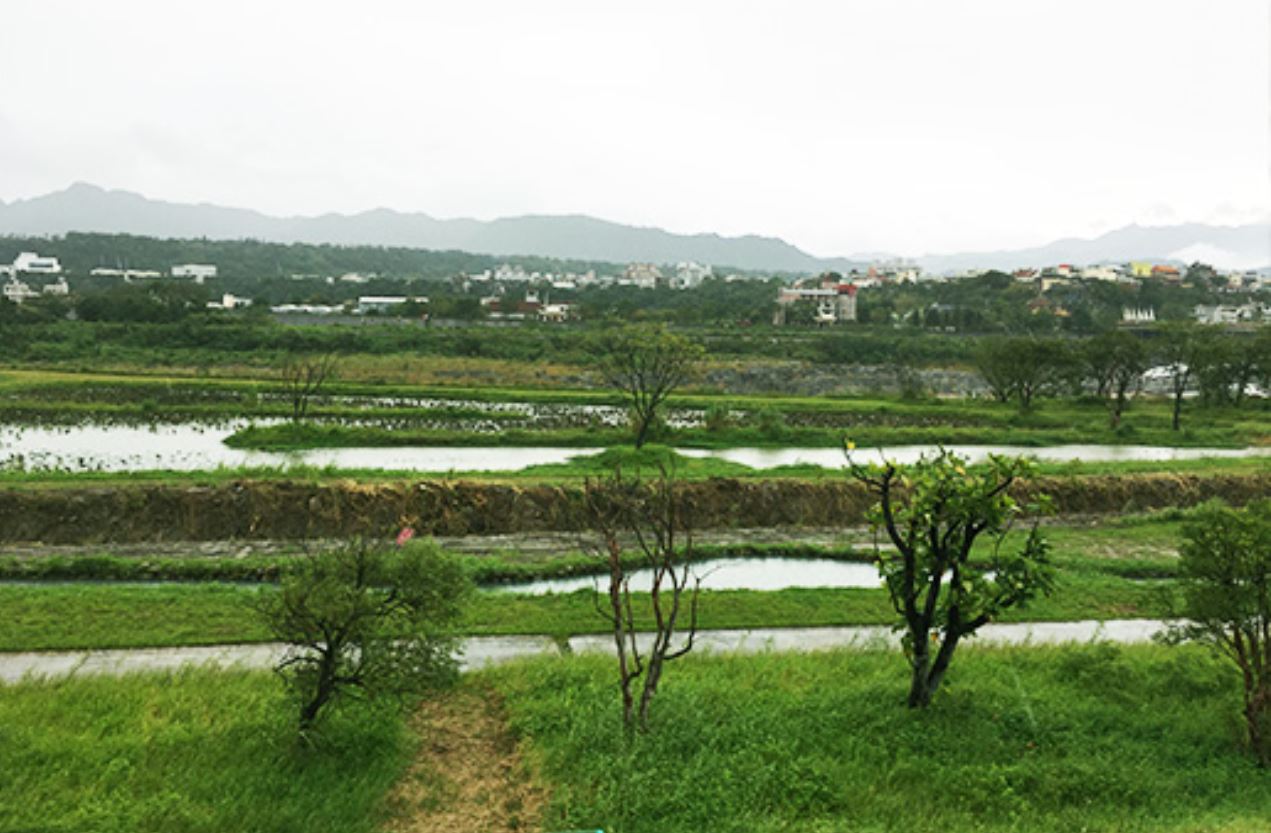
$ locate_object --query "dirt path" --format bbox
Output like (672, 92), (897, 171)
(383, 685), (546, 833)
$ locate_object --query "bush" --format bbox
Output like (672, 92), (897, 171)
(257, 538), (471, 734)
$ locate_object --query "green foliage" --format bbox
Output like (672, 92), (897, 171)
(257, 539), (471, 731)
(1168, 499), (1271, 765)
(853, 449), (1055, 706)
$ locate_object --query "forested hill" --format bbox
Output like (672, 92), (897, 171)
(0, 183), (858, 273)
(0, 231), (635, 281)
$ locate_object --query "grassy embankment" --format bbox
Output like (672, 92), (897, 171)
(0, 514), (1186, 652)
(4, 645), (1269, 832)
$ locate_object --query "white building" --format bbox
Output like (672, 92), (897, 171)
(538, 302), (575, 323)
(773, 280), (857, 325)
(270, 303), (344, 315)
(171, 263), (218, 282)
(1082, 265), (1123, 282)
(3, 277), (38, 304)
(13, 252), (61, 274)
(621, 263), (662, 289)
(672, 261), (712, 289)
(494, 264), (530, 282)
(207, 293), (252, 310)
(355, 295), (427, 314)
(1194, 303), (1268, 325)
(1122, 307), (1155, 324)
(42, 277), (70, 296)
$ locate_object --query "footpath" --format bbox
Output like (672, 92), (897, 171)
(0, 619), (1167, 683)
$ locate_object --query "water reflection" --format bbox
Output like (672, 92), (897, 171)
(2, 421), (1266, 473)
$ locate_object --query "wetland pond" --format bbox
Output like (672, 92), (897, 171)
(2, 421), (1267, 473)
(491, 557), (883, 595)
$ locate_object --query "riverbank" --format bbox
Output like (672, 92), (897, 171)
(2, 465), (1264, 543)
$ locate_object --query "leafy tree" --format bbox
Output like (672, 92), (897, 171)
(583, 465), (700, 732)
(1084, 331), (1147, 428)
(1167, 500), (1271, 766)
(1154, 322), (1202, 431)
(973, 336), (1070, 409)
(258, 538), (470, 734)
(595, 325), (703, 448)
(851, 449), (1054, 708)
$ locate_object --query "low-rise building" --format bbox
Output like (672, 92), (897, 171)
(41, 277), (70, 296)
(355, 295), (427, 315)
(773, 278), (857, 325)
(171, 263), (218, 282)
(1194, 302), (1268, 325)
(672, 261), (712, 289)
(538, 302), (575, 323)
(3, 277), (38, 304)
(13, 252), (61, 274)
(1122, 306), (1155, 324)
(621, 263), (662, 289)
(207, 293), (252, 310)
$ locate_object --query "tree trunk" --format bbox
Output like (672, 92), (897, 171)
(634, 417), (649, 449)
(1172, 392), (1182, 431)
(907, 635), (932, 708)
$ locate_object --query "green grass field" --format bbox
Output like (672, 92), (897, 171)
(0, 669), (412, 833)
(3, 646), (1267, 832)
(0, 513), (1188, 651)
(491, 645), (1271, 832)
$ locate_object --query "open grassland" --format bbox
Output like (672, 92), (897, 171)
(0, 670), (411, 833)
(0, 514), (1187, 651)
(3, 646), (1268, 832)
(490, 645), (1271, 833)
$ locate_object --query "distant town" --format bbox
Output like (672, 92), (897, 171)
(2, 236), (1267, 331)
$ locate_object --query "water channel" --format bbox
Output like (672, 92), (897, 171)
(2, 421), (1267, 473)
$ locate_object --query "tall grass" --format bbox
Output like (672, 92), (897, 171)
(0, 669), (411, 833)
(491, 645), (1271, 832)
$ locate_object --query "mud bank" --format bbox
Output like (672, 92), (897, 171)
(2, 471), (1266, 545)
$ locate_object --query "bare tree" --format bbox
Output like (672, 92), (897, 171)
(281, 354), (338, 421)
(583, 466), (701, 732)
(595, 325), (703, 448)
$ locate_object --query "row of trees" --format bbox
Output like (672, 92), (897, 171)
(974, 325), (1271, 427)
(259, 454), (1270, 766)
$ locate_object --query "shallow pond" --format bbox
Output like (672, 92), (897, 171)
(494, 557), (884, 595)
(2, 421), (1267, 473)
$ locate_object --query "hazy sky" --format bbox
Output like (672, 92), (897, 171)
(1, 0), (1267, 256)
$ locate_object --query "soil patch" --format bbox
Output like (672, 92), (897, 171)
(383, 685), (546, 833)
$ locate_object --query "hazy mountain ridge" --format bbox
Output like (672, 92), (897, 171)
(916, 223), (1271, 272)
(1, 183), (1267, 273)
(0, 184), (860, 274)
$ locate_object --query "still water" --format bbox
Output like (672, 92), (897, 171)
(492, 557), (883, 595)
(2, 421), (1266, 473)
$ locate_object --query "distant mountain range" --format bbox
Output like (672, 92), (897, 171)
(0, 183), (1267, 273)
(916, 223), (1271, 273)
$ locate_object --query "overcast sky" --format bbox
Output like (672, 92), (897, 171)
(1, 0), (1267, 257)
